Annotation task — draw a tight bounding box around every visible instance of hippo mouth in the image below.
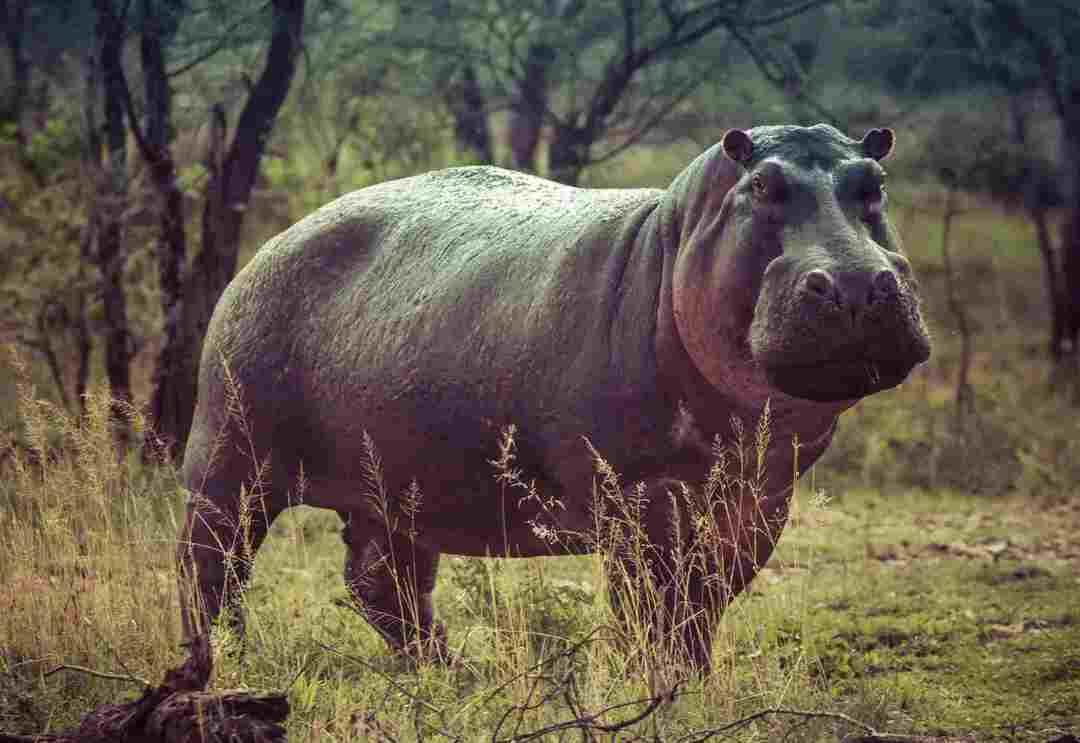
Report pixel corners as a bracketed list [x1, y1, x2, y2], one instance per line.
[763, 357, 920, 402]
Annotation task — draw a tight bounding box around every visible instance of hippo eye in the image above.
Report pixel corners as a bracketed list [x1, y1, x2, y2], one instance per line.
[865, 183, 886, 218]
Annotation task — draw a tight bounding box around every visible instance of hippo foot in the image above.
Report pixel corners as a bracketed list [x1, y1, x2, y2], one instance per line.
[393, 622, 452, 666]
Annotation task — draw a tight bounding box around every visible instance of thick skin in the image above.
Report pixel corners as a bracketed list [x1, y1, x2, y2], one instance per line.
[178, 124, 930, 669]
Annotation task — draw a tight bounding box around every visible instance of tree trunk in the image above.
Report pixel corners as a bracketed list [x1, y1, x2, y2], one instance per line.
[0, 0, 30, 148]
[509, 42, 554, 172]
[547, 123, 589, 185]
[141, 0, 190, 459]
[939, 185, 974, 422]
[1049, 82, 1080, 397]
[446, 64, 492, 164]
[150, 0, 305, 456]
[546, 43, 637, 184]
[1059, 195, 1080, 399]
[1010, 95, 1069, 370]
[94, 0, 135, 443]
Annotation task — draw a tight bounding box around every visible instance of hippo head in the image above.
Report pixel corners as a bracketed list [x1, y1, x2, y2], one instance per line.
[671, 123, 931, 404]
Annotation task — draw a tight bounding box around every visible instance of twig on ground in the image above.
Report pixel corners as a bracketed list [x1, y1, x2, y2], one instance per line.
[42, 663, 149, 688]
[493, 679, 686, 743]
[673, 707, 975, 743]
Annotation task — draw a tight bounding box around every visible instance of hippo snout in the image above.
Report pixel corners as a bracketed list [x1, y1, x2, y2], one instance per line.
[797, 266, 909, 327]
[751, 261, 932, 402]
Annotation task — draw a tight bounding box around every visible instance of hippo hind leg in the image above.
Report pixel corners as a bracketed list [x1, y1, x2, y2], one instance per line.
[340, 512, 447, 660]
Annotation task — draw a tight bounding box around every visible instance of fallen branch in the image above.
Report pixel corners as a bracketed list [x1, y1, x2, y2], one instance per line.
[0, 637, 289, 743]
[676, 707, 977, 742]
[42, 664, 149, 688]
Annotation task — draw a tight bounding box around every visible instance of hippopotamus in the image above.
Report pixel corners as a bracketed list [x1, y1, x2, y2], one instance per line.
[178, 123, 931, 668]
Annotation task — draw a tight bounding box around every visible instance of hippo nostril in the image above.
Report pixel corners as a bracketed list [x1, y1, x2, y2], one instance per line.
[869, 269, 899, 305]
[804, 269, 835, 300]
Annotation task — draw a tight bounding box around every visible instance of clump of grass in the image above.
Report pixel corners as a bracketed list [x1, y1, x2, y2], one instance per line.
[0, 347, 184, 733]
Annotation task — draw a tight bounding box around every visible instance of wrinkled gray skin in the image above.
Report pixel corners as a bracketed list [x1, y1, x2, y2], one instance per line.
[179, 123, 930, 669]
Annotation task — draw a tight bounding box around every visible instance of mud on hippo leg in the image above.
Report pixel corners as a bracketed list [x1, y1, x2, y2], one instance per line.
[339, 512, 447, 661]
[177, 491, 282, 644]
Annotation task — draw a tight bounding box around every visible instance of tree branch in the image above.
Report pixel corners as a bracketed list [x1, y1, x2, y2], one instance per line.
[43, 663, 150, 688]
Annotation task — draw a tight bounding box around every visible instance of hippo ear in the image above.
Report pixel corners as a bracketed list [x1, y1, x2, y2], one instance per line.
[722, 129, 753, 165]
[862, 128, 895, 161]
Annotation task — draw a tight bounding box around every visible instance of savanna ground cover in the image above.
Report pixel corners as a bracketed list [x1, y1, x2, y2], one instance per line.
[1, 159, 1079, 742]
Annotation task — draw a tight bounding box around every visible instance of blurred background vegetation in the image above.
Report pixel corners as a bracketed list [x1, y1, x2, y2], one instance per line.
[3, 0, 1079, 492]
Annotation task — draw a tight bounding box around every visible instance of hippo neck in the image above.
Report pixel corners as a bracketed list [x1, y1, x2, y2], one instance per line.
[645, 180, 847, 473]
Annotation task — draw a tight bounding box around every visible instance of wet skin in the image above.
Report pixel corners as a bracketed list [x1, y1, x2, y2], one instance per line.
[178, 123, 930, 669]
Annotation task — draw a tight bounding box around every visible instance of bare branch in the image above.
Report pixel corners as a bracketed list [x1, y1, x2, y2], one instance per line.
[741, 0, 834, 28]
[43, 663, 150, 688]
[166, 1, 272, 77]
[726, 24, 842, 125]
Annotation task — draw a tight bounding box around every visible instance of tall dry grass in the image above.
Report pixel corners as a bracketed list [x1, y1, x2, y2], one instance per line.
[0, 347, 184, 729]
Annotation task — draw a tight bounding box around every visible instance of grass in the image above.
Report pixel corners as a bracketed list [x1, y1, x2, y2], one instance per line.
[2, 157, 1079, 740]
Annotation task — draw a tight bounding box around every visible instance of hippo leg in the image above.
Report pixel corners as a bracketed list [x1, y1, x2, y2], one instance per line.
[603, 478, 785, 671]
[177, 488, 282, 642]
[340, 512, 447, 660]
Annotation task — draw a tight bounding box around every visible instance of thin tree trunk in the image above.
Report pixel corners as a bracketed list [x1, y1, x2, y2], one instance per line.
[446, 64, 492, 164]
[94, 0, 135, 443]
[1, 0, 30, 148]
[1060, 199, 1080, 401]
[1059, 111, 1080, 395]
[152, 0, 305, 455]
[74, 264, 92, 417]
[77, 25, 100, 420]
[939, 186, 974, 423]
[510, 42, 554, 172]
[1027, 204, 1066, 363]
[547, 123, 589, 185]
[141, 0, 191, 459]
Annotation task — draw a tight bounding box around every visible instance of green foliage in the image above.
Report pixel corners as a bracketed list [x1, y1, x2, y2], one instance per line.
[22, 117, 84, 182]
[266, 63, 466, 217]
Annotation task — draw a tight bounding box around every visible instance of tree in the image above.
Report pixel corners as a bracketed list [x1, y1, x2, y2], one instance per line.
[0, 1, 31, 147]
[142, 0, 307, 456]
[387, 0, 834, 184]
[74, 0, 307, 455]
[928, 0, 1080, 389]
[93, 0, 139, 439]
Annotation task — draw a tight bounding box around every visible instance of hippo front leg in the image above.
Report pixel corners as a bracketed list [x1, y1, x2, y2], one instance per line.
[340, 512, 447, 661]
[603, 478, 789, 671]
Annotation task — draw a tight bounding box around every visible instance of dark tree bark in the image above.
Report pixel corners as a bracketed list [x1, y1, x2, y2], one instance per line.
[1057, 95, 1080, 384]
[939, 183, 974, 422]
[136, 0, 190, 459]
[446, 64, 492, 164]
[93, 0, 135, 441]
[0, 0, 30, 147]
[1009, 96, 1069, 369]
[148, 0, 306, 456]
[509, 42, 555, 172]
